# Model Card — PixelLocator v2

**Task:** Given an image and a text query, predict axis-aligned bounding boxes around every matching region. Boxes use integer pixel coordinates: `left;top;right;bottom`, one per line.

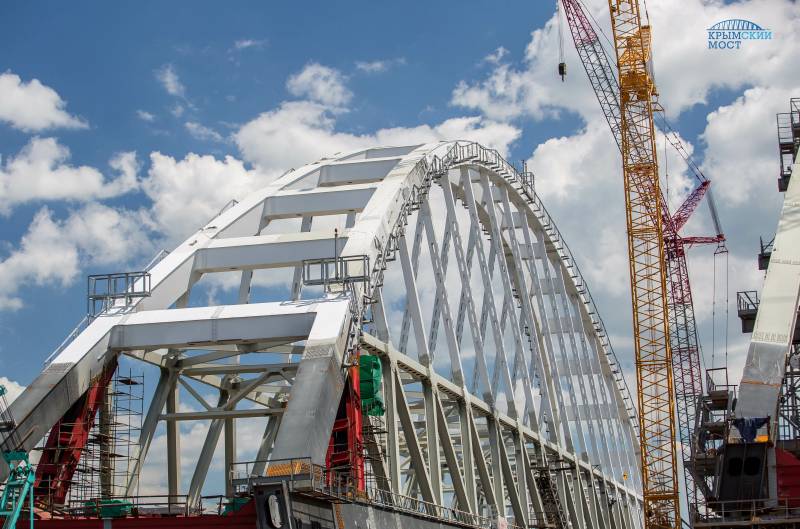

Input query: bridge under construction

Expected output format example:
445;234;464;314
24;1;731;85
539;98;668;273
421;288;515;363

1;6;800;529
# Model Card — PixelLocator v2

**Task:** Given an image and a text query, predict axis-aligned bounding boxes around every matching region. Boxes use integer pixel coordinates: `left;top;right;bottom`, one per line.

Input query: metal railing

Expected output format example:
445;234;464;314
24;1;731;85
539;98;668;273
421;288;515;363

302;254;370;289
63;494;232;518
693;497;800;524
737;290;760;313
705;367;735;395
42;316;89;366
143;249;170;271
231;458;534;529
203;199;240;227
87;271;151;318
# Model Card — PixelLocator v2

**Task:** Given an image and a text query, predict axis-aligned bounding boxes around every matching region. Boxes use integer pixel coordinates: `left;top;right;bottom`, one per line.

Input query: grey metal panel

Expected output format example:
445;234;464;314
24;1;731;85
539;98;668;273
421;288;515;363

739;156;800;418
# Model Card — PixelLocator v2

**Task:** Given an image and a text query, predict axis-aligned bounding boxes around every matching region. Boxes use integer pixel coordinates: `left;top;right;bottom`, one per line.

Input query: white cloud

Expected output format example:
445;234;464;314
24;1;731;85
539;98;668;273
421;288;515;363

286;63;352;107
355;58;406;74
0;377;24;403
355;60;389;74
156;64;185;98
142;152;265;244
0;71;87;132
234;38;266;50
0;137;139;213
171;104;185;118
483;46;509;65
0;204;152;310
136;110;156;122
185;121;224;142
235;101;520;173
700;86;793;205
485;0;799;391
452;0;800;123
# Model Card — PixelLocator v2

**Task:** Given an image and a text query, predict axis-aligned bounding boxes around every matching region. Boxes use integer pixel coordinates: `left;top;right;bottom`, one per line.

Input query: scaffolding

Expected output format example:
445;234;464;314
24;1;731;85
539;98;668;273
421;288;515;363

776;97;800;191
778;347;800;444
36;369;143;512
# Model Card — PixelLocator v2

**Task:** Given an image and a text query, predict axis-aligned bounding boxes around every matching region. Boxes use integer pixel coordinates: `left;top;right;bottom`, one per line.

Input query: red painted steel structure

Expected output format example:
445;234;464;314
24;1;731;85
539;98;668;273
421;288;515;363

33;360;117;505
326;360;365;492
15;501;258;529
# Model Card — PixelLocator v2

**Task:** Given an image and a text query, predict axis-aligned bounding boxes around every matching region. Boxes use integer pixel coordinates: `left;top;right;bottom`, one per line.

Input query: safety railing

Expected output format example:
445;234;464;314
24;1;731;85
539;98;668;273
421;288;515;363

42;315;89;366
302;254;370;289
736;290;760;313
87;271;152;318
693;497;800;524
143;249;170;271
231;458;530;529
63;494;232;518
203;198;240;227
705;367;735;395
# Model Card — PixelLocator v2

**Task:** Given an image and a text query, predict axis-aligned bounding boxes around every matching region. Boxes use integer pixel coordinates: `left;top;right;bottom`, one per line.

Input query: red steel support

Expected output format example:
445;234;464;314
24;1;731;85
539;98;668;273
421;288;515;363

34;359;118;505
325;356;364;492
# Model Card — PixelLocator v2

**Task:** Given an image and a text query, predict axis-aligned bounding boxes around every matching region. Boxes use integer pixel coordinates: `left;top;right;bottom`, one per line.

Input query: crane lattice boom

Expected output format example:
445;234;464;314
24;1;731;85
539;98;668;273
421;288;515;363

608;2;680;528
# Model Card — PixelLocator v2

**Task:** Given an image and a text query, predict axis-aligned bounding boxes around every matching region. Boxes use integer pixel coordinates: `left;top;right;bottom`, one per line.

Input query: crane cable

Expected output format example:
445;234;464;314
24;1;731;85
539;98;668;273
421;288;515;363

711;243;731;371
556;0;567;80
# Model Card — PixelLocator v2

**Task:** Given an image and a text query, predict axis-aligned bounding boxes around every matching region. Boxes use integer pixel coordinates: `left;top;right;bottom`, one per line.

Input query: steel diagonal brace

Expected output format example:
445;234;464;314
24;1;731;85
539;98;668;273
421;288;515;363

392;368;435;503
420;200;465;385
433;393;471;512
459;167;518;416
487;176;558;439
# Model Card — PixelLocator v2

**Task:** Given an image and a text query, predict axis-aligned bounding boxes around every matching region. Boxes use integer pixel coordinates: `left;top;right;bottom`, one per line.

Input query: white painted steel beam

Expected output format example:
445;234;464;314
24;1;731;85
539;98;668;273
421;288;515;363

738;154;800;419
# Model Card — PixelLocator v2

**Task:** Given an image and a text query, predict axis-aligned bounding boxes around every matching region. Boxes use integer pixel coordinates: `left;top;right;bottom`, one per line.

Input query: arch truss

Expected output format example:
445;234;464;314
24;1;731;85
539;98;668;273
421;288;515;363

5;141;644;529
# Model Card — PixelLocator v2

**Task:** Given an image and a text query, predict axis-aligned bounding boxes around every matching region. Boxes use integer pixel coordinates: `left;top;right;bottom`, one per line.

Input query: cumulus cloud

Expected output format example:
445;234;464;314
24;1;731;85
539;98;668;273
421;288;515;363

286;63;352;107
136;110;156;122
233;38;266;50
0;377;24;403
0;204;153;310
444;0;794;392
483;46;509;65
156;64;186;98
0;71;87;132
142;152;265;243
185;121;224;142
0;137;139;214
355;58;406;74
235;101;520;173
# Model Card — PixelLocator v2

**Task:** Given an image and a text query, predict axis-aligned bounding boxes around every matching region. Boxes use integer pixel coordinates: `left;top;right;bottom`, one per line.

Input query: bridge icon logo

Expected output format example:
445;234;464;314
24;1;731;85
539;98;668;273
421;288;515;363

708;19;772;49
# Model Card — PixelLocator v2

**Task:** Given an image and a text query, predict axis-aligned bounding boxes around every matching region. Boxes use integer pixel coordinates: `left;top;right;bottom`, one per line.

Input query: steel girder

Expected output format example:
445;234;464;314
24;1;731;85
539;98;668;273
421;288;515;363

2;142;643;527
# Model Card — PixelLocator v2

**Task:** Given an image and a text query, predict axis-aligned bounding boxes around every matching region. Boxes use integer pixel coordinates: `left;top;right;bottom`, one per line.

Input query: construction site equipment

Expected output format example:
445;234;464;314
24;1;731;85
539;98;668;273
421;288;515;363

0;386;34;529
559;1;728;525
689;98;800;527
358;354;385;416
1;142;644;529
607;3;681;523
738;99;800;422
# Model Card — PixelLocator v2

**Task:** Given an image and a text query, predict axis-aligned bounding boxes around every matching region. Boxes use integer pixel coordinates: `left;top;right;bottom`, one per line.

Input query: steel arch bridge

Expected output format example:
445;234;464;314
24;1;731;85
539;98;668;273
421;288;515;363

4;141;644;529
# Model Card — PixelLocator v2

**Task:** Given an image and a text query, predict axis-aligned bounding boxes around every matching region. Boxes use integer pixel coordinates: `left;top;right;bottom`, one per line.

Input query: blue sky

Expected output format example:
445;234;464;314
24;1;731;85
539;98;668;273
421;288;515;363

0;0;798;423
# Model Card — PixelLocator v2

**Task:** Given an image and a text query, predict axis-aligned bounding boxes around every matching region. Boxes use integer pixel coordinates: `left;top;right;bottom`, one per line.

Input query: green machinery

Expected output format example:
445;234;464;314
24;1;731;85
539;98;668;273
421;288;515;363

359;355;385;416
0;385;34;529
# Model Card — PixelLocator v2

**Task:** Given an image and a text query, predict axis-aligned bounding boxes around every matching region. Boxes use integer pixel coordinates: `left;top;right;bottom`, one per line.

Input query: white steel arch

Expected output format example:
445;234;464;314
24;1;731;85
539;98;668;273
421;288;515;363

4;141;644;528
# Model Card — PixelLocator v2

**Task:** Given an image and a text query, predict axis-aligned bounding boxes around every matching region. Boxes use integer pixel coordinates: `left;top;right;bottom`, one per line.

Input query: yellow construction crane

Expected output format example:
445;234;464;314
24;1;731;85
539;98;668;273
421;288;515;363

606;2;680;529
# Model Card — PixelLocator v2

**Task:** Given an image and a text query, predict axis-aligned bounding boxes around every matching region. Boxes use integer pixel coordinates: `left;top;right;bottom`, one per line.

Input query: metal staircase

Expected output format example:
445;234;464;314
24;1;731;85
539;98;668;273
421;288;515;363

535;466;568;529
0;385;33;529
